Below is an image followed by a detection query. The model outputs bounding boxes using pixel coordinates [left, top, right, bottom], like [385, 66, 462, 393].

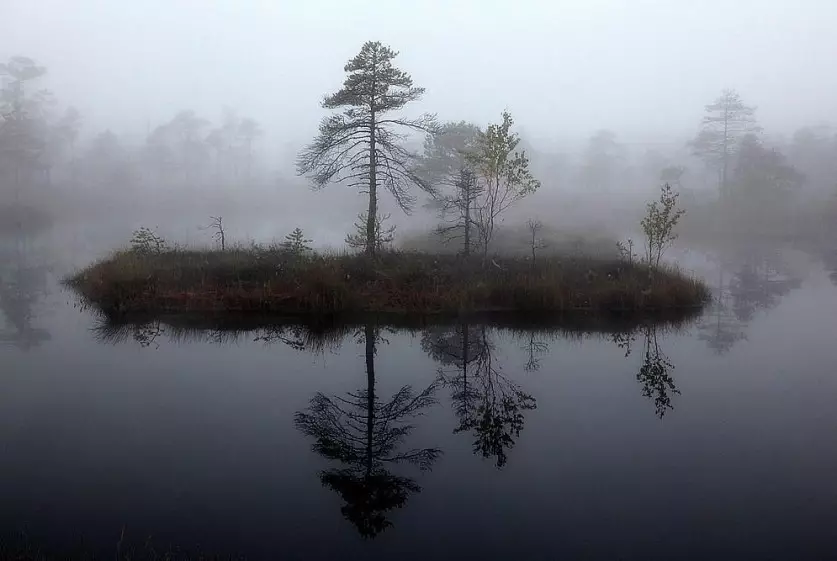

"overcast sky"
[2, 0, 836, 153]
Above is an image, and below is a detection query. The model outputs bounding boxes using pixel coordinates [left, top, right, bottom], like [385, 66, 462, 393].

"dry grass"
[65, 247, 711, 318]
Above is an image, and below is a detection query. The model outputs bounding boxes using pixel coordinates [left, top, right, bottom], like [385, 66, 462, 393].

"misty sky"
[3, 0, 836, 155]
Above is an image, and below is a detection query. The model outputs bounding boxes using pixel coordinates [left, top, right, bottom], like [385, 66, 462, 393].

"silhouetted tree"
[690, 89, 759, 198]
[295, 323, 440, 538]
[641, 183, 685, 269]
[297, 41, 436, 256]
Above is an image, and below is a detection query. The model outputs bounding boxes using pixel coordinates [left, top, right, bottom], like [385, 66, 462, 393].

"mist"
[2, 0, 837, 259]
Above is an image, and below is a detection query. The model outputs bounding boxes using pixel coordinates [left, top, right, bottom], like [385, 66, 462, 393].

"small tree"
[640, 183, 685, 269]
[346, 212, 395, 252]
[208, 216, 226, 250]
[526, 219, 546, 261]
[469, 112, 540, 260]
[616, 238, 636, 265]
[283, 227, 313, 255]
[130, 227, 167, 255]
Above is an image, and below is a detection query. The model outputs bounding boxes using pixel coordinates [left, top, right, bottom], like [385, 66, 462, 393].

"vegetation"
[129, 226, 167, 254]
[66, 243, 709, 319]
[282, 227, 313, 255]
[690, 89, 760, 198]
[421, 121, 483, 255]
[640, 182, 685, 269]
[345, 211, 396, 252]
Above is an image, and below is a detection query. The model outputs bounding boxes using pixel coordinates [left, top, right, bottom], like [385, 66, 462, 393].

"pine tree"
[346, 212, 395, 252]
[297, 41, 436, 256]
[283, 227, 312, 255]
[690, 89, 760, 198]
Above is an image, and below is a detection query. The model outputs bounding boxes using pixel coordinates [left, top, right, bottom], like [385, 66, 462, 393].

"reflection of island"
[422, 325, 536, 468]
[698, 249, 801, 355]
[295, 323, 440, 538]
[0, 233, 51, 350]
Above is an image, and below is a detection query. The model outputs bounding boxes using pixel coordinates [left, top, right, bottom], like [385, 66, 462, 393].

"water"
[3, 226, 837, 560]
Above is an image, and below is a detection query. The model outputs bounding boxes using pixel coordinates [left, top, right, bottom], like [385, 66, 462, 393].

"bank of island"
[65, 246, 710, 321]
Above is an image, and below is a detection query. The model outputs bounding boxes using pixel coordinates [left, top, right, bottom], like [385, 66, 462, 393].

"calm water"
[3, 227, 837, 560]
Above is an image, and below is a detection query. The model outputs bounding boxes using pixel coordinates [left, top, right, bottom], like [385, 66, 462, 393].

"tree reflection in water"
[613, 324, 678, 419]
[295, 323, 440, 538]
[422, 324, 536, 469]
[698, 248, 801, 355]
[0, 231, 51, 350]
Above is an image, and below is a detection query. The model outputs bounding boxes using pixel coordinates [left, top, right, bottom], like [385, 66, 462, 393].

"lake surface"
[3, 226, 837, 560]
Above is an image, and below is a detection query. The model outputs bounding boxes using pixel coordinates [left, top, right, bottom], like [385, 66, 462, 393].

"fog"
[2, 0, 837, 256]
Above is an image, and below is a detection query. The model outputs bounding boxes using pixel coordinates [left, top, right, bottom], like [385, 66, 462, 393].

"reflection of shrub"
[130, 227, 167, 255]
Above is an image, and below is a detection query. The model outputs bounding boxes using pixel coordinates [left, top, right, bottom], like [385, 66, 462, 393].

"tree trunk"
[531, 230, 536, 261]
[463, 170, 471, 256]
[366, 53, 378, 257]
[367, 121, 377, 256]
[365, 323, 376, 477]
[721, 110, 729, 199]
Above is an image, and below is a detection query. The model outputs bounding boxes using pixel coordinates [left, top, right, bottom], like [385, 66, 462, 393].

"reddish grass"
[65, 247, 711, 318]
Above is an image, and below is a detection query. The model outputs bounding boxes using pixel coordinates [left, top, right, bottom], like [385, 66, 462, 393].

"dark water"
[3, 227, 837, 560]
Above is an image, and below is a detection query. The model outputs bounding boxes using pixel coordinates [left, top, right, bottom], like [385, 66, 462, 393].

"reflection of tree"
[728, 253, 801, 322]
[698, 261, 748, 355]
[0, 234, 50, 350]
[613, 324, 678, 419]
[295, 323, 440, 538]
[522, 332, 549, 372]
[698, 249, 801, 354]
[93, 320, 349, 353]
[637, 325, 677, 419]
[422, 325, 536, 468]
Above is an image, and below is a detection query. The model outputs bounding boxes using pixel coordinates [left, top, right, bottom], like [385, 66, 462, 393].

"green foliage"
[641, 183, 685, 269]
[130, 226, 167, 255]
[469, 111, 540, 258]
[346, 212, 395, 252]
[283, 227, 313, 255]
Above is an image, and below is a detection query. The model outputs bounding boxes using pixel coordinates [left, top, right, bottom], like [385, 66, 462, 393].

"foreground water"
[3, 227, 837, 560]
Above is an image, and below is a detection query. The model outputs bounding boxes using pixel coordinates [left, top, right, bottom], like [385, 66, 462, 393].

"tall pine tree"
[297, 41, 436, 256]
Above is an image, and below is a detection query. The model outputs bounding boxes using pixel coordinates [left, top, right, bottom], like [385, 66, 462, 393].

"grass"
[65, 246, 711, 319]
